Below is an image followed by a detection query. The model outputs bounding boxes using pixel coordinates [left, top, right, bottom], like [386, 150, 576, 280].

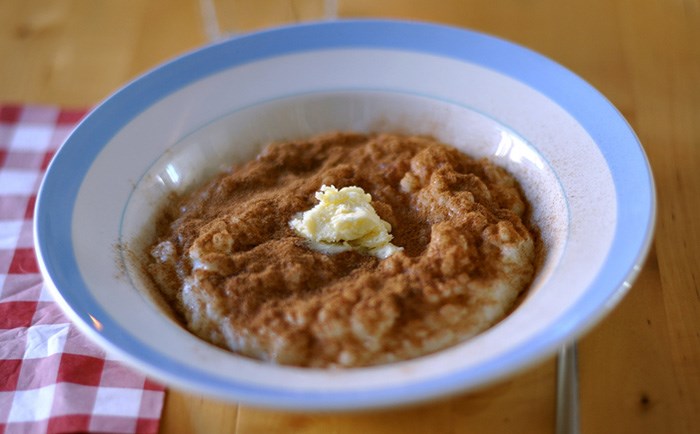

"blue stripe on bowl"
[34, 19, 655, 409]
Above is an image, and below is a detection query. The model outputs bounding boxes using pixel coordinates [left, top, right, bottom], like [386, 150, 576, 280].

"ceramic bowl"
[35, 20, 655, 410]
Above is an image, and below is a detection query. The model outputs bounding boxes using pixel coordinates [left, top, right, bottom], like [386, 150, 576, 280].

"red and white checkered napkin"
[0, 105, 165, 434]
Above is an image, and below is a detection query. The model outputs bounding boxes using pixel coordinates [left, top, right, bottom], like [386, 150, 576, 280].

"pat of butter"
[290, 185, 402, 259]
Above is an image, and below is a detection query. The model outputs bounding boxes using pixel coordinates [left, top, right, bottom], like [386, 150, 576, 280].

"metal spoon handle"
[556, 343, 581, 434]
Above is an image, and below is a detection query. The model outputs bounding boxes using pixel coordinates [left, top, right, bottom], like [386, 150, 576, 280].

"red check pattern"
[0, 105, 165, 434]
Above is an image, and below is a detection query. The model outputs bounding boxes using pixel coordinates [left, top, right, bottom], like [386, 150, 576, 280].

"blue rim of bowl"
[34, 19, 656, 409]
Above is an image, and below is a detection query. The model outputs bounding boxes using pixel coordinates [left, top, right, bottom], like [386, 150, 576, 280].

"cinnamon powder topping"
[145, 132, 537, 367]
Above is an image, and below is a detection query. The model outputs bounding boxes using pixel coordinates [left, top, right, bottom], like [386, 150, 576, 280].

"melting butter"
[289, 185, 402, 259]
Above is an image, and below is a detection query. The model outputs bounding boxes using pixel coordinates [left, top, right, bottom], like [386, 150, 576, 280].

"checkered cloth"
[0, 105, 165, 434]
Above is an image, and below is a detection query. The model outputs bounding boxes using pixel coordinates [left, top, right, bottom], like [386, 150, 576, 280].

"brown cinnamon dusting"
[144, 132, 540, 367]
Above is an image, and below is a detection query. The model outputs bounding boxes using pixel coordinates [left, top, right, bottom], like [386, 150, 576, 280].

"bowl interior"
[112, 88, 582, 391]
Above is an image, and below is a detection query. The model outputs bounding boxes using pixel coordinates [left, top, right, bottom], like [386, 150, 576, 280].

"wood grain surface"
[1, 0, 698, 433]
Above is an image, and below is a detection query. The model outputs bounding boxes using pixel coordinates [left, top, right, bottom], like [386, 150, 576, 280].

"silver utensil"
[556, 342, 581, 434]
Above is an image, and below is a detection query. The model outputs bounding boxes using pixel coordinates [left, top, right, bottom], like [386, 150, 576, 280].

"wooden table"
[2, 0, 698, 432]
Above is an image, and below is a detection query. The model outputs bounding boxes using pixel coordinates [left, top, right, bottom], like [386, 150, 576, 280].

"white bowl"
[34, 20, 655, 410]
